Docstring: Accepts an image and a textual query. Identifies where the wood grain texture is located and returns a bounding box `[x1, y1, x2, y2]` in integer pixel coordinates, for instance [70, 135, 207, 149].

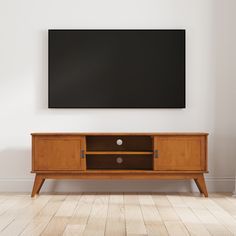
[31, 132, 209, 136]
[203, 195, 236, 234]
[0, 193, 234, 236]
[164, 221, 190, 236]
[41, 195, 80, 236]
[31, 133, 208, 196]
[105, 194, 126, 236]
[0, 195, 51, 236]
[33, 136, 85, 171]
[82, 194, 109, 236]
[31, 174, 45, 197]
[138, 194, 168, 235]
[32, 170, 207, 174]
[0, 196, 32, 232]
[194, 174, 208, 197]
[21, 195, 67, 236]
[172, 205, 211, 235]
[63, 194, 96, 236]
[124, 194, 147, 235]
[0, 195, 26, 216]
[86, 151, 153, 155]
[180, 194, 231, 235]
[154, 136, 206, 171]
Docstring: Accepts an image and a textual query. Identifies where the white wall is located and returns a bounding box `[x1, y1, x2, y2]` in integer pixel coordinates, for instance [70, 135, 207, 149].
[0, 0, 235, 193]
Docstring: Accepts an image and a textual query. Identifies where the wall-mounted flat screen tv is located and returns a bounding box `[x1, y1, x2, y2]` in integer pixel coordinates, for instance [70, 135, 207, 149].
[49, 29, 185, 108]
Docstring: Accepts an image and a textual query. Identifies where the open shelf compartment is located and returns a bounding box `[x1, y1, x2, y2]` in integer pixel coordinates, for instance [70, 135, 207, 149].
[86, 135, 153, 151]
[86, 154, 153, 170]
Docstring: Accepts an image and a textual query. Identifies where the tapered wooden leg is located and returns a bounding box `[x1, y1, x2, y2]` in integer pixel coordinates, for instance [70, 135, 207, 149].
[31, 174, 45, 197]
[194, 174, 208, 197]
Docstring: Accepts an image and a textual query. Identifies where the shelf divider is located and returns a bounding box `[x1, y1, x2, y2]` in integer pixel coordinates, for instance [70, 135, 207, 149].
[85, 151, 153, 155]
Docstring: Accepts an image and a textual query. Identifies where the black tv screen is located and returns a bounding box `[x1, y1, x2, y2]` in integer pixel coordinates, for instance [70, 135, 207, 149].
[49, 29, 185, 108]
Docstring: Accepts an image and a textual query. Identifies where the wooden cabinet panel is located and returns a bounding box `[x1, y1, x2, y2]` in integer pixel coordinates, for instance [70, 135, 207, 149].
[33, 136, 85, 171]
[153, 136, 206, 171]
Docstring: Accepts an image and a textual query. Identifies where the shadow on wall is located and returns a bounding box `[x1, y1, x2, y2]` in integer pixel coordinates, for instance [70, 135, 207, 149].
[35, 29, 48, 111]
[0, 148, 31, 178]
[211, 0, 236, 180]
[41, 179, 194, 193]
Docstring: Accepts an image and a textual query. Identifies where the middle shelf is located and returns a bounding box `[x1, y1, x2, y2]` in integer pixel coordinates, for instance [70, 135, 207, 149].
[85, 151, 153, 155]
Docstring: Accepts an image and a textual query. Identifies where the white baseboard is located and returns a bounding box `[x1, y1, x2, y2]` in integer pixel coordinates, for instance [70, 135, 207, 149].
[0, 177, 234, 193]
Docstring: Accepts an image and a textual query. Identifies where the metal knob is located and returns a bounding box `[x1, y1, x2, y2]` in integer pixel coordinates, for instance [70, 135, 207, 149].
[116, 157, 123, 164]
[116, 139, 123, 146]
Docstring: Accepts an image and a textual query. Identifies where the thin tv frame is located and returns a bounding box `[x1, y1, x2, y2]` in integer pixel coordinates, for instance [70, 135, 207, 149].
[48, 29, 185, 108]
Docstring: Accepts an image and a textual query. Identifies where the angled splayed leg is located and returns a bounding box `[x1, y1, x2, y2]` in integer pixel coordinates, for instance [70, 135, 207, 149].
[194, 174, 208, 197]
[31, 174, 45, 197]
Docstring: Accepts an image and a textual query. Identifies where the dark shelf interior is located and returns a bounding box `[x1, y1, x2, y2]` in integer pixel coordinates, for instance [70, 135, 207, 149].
[86, 154, 153, 170]
[86, 135, 153, 170]
[86, 136, 153, 151]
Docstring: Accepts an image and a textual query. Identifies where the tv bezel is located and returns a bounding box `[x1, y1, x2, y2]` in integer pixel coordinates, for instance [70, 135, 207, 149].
[48, 29, 186, 109]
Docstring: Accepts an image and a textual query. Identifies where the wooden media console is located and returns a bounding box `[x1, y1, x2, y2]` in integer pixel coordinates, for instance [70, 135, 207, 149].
[31, 133, 208, 197]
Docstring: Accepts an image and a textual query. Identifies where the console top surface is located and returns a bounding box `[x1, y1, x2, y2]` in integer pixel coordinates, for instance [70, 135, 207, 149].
[31, 132, 208, 136]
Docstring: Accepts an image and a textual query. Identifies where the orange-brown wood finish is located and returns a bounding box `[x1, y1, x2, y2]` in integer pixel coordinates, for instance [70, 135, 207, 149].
[153, 135, 207, 171]
[31, 133, 208, 197]
[31, 174, 45, 197]
[86, 151, 153, 155]
[194, 174, 208, 197]
[32, 135, 85, 171]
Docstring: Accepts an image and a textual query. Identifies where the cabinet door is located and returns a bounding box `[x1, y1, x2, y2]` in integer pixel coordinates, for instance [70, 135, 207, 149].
[33, 136, 85, 171]
[153, 136, 206, 171]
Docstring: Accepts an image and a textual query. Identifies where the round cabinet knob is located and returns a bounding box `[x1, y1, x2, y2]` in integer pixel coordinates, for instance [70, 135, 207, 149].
[116, 157, 123, 164]
[116, 139, 123, 146]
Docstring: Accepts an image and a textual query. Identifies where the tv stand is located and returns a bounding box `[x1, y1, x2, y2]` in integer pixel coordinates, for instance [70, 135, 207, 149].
[31, 133, 208, 197]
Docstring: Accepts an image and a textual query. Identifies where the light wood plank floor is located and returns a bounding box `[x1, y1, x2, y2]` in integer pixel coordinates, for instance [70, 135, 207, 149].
[0, 193, 235, 236]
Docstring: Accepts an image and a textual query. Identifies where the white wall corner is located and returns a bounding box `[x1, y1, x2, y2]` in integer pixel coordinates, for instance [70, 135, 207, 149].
[233, 174, 236, 197]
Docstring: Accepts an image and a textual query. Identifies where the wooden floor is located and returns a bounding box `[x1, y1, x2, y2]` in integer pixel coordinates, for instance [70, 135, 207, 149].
[0, 193, 236, 235]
